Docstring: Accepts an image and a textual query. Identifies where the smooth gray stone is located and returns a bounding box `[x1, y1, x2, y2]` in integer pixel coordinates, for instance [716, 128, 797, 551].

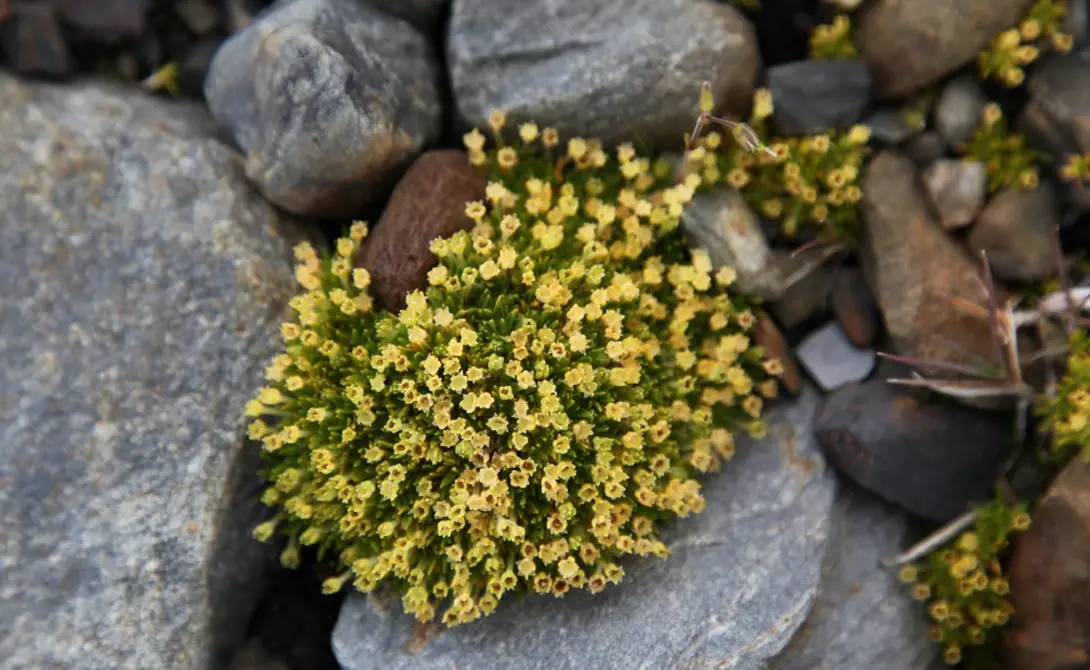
[0, 73, 305, 670]
[795, 321, 876, 392]
[332, 386, 837, 670]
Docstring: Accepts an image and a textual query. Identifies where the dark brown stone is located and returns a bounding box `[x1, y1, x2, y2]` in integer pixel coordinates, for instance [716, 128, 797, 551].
[753, 310, 800, 396]
[830, 266, 881, 347]
[354, 149, 486, 312]
[1003, 457, 1090, 670]
[54, 0, 147, 44]
[814, 380, 1012, 522]
[1, 2, 70, 76]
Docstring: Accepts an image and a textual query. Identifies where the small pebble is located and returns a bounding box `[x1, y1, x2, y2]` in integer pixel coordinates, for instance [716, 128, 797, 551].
[795, 321, 876, 392]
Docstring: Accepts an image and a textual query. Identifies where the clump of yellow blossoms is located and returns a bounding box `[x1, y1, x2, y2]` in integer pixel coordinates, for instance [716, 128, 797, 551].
[684, 87, 871, 244]
[962, 103, 1047, 194]
[1036, 330, 1090, 461]
[809, 15, 858, 60]
[898, 497, 1031, 667]
[1059, 151, 1090, 185]
[978, 0, 1073, 87]
[244, 113, 781, 628]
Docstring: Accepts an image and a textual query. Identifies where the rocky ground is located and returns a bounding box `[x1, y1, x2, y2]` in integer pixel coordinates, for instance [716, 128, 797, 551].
[1, 1, 1088, 669]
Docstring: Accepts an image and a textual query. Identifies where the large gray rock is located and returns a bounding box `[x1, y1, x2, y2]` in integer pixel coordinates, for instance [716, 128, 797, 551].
[769, 487, 943, 670]
[205, 0, 443, 217]
[447, 0, 760, 150]
[0, 74, 306, 669]
[332, 386, 837, 670]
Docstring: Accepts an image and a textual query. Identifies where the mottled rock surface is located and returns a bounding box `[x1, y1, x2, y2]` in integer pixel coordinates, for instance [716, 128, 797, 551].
[205, 0, 443, 217]
[856, 0, 1035, 99]
[1004, 457, 1090, 670]
[769, 486, 942, 670]
[332, 386, 837, 670]
[354, 149, 486, 312]
[0, 73, 305, 669]
[814, 381, 1013, 522]
[447, 0, 759, 149]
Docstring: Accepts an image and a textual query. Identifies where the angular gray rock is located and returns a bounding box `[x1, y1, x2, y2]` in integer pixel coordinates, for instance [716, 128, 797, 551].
[767, 59, 873, 136]
[205, 0, 443, 217]
[447, 0, 760, 150]
[768, 487, 943, 670]
[332, 386, 838, 670]
[0, 73, 306, 669]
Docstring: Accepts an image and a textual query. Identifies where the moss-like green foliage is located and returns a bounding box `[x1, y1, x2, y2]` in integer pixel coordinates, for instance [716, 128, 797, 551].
[685, 88, 871, 245]
[244, 114, 782, 627]
[809, 14, 858, 60]
[962, 103, 1046, 193]
[1036, 330, 1090, 461]
[898, 497, 1032, 667]
[978, 0, 1073, 87]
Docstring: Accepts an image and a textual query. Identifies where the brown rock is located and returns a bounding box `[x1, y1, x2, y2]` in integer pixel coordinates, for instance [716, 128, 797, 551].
[856, 0, 1035, 99]
[54, 0, 147, 44]
[354, 149, 486, 312]
[859, 150, 1004, 374]
[830, 266, 880, 347]
[1004, 457, 1090, 670]
[753, 311, 801, 396]
[967, 183, 1060, 282]
[0, 2, 70, 76]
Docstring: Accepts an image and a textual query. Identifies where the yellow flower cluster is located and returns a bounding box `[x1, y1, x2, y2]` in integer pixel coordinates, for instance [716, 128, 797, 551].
[978, 0, 1073, 87]
[809, 15, 858, 60]
[1037, 330, 1090, 461]
[1059, 151, 1090, 185]
[685, 87, 870, 243]
[899, 497, 1031, 666]
[245, 115, 779, 627]
[962, 103, 1046, 194]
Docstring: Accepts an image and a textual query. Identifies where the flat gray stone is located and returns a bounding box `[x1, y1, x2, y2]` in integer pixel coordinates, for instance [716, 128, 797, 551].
[447, 0, 759, 150]
[205, 0, 443, 217]
[795, 321, 876, 392]
[0, 73, 306, 669]
[768, 486, 943, 670]
[332, 386, 837, 670]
